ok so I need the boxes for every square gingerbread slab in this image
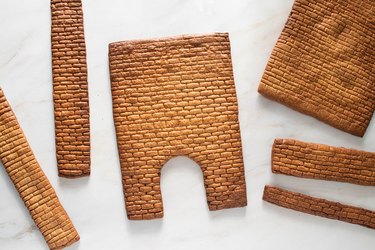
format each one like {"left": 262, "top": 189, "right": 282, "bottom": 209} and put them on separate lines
{"left": 258, "top": 0, "right": 375, "bottom": 137}
{"left": 109, "top": 33, "right": 247, "bottom": 220}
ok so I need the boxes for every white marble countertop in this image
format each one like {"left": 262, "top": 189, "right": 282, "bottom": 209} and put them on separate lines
{"left": 0, "top": 0, "right": 374, "bottom": 249}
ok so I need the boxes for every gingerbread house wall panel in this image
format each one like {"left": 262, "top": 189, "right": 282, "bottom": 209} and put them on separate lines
{"left": 258, "top": 0, "right": 375, "bottom": 136}
{"left": 109, "top": 33, "right": 247, "bottom": 220}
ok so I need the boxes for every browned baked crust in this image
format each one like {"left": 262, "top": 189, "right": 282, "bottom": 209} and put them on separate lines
{"left": 109, "top": 33, "right": 247, "bottom": 220}
{"left": 263, "top": 185, "right": 375, "bottom": 230}
{"left": 272, "top": 138, "right": 375, "bottom": 186}
{"left": 0, "top": 88, "right": 79, "bottom": 249}
{"left": 51, "top": 0, "right": 90, "bottom": 177}
{"left": 258, "top": 0, "right": 375, "bottom": 137}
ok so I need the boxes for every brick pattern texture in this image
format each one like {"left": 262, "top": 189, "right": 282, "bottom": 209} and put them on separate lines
{"left": 51, "top": 0, "right": 90, "bottom": 177}
{"left": 272, "top": 138, "right": 375, "bottom": 186}
{"left": 258, "top": 0, "right": 375, "bottom": 137}
{"left": 263, "top": 185, "right": 375, "bottom": 230}
{"left": 109, "top": 33, "right": 247, "bottom": 220}
{"left": 0, "top": 89, "right": 79, "bottom": 249}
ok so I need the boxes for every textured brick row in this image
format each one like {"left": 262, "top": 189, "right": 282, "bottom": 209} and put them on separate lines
{"left": 258, "top": 0, "right": 375, "bottom": 137}
{"left": 109, "top": 33, "right": 247, "bottom": 220}
{"left": 263, "top": 185, "right": 375, "bottom": 230}
{"left": 272, "top": 138, "right": 375, "bottom": 186}
{"left": 0, "top": 89, "right": 79, "bottom": 249}
{"left": 51, "top": 0, "right": 90, "bottom": 177}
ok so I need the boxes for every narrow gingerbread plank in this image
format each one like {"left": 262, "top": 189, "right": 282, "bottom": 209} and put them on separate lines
{"left": 51, "top": 0, "right": 90, "bottom": 177}
{"left": 272, "top": 138, "right": 375, "bottom": 186}
{"left": 109, "top": 33, "right": 247, "bottom": 220}
{"left": 258, "top": 0, "right": 375, "bottom": 136}
{"left": 263, "top": 185, "right": 375, "bottom": 230}
{"left": 0, "top": 88, "right": 79, "bottom": 249}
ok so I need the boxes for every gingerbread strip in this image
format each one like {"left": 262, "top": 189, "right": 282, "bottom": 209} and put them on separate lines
{"left": 0, "top": 89, "right": 79, "bottom": 249}
{"left": 51, "top": 0, "right": 90, "bottom": 177}
{"left": 272, "top": 138, "right": 375, "bottom": 186}
{"left": 263, "top": 185, "right": 375, "bottom": 230}
{"left": 258, "top": 0, "right": 375, "bottom": 136}
{"left": 109, "top": 33, "right": 247, "bottom": 220}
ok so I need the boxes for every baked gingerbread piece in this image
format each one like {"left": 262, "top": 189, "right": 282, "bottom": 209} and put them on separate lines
{"left": 258, "top": 0, "right": 375, "bottom": 137}
{"left": 263, "top": 185, "right": 375, "bottom": 230}
{"left": 0, "top": 88, "right": 79, "bottom": 249}
{"left": 109, "top": 33, "right": 247, "bottom": 220}
{"left": 272, "top": 138, "right": 375, "bottom": 186}
{"left": 51, "top": 0, "right": 90, "bottom": 177}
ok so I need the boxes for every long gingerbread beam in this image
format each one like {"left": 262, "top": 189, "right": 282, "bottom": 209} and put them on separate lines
{"left": 272, "top": 138, "right": 375, "bottom": 186}
{"left": 51, "top": 0, "right": 90, "bottom": 177}
{"left": 263, "top": 185, "right": 375, "bottom": 230}
{"left": 0, "top": 89, "right": 79, "bottom": 249}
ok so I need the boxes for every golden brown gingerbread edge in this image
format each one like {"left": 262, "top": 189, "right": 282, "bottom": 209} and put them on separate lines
{"left": 258, "top": 0, "right": 375, "bottom": 137}
{"left": 263, "top": 185, "right": 375, "bottom": 230}
{"left": 109, "top": 33, "right": 247, "bottom": 220}
{"left": 0, "top": 88, "right": 79, "bottom": 249}
{"left": 51, "top": 0, "right": 91, "bottom": 178}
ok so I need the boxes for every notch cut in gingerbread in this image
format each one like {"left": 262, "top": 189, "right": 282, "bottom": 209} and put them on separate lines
{"left": 109, "top": 33, "right": 247, "bottom": 220}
